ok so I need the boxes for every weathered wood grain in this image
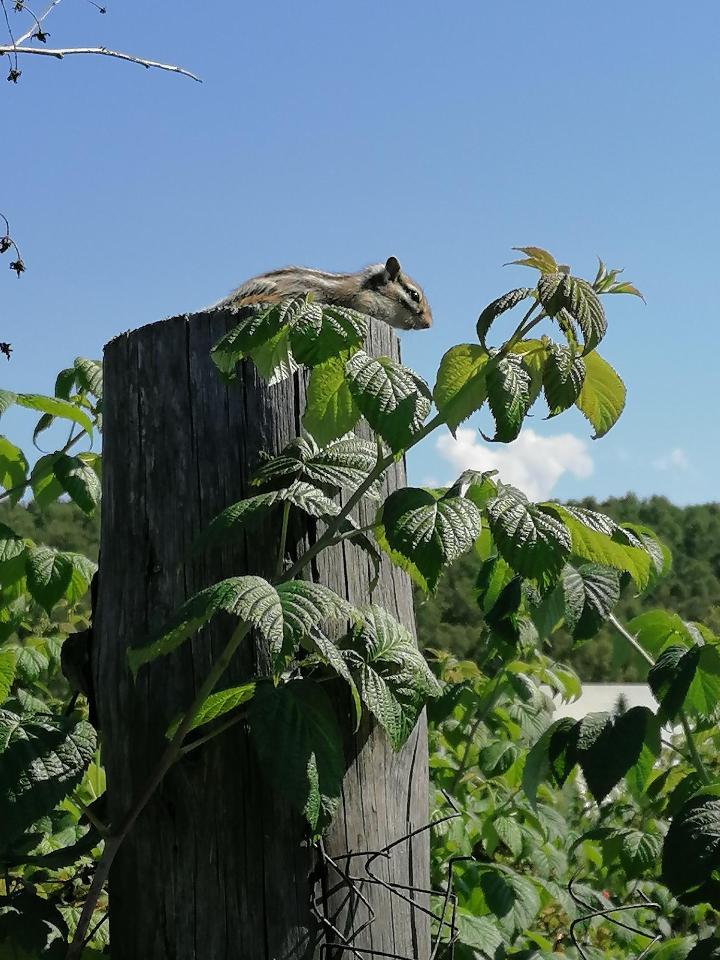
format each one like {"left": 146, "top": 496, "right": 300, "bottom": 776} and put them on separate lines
{"left": 95, "top": 310, "right": 430, "bottom": 959}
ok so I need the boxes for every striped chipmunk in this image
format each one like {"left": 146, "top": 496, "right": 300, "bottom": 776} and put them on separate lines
{"left": 213, "top": 256, "right": 432, "bottom": 331}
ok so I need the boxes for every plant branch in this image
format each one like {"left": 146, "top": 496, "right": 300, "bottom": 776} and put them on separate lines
{"left": 275, "top": 500, "right": 290, "bottom": 579}
{"left": 0, "top": 426, "right": 85, "bottom": 504}
{"left": 15, "top": 0, "right": 64, "bottom": 45}
{"left": 66, "top": 621, "right": 251, "bottom": 957}
{"left": 0, "top": 43, "right": 201, "bottom": 80}
{"left": 180, "top": 706, "right": 249, "bottom": 757}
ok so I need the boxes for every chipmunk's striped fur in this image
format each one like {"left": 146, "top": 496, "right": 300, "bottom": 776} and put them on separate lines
{"left": 214, "top": 256, "right": 432, "bottom": 331}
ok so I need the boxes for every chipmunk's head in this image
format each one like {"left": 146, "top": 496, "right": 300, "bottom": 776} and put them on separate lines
{"left": 357, "top": 257, "right": 432, "bottom": 331}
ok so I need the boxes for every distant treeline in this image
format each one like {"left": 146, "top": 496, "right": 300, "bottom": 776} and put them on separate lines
{"left": 416, "top": 495, "right": 720, "bottom": 682}
{"left": 3, "top": 494, "right": 718, "bottom": 682}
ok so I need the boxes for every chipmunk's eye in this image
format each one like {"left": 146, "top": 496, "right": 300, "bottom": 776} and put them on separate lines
{"left": 408, "top": 288, "right": 421, "bottom": 304}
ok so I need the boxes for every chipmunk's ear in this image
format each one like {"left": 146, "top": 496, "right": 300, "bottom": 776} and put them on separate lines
{"left": 385, "top": 256, "right": 402, "bottom": 281}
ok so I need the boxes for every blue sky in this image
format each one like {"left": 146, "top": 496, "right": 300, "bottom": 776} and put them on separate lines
{"left": 2, "top": 0, "right": 717, "bottom": 505}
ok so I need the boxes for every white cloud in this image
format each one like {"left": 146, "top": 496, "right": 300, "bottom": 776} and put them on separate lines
{"left": 435, "top": 427, "right": 593, "bottom": 501}
{"left": 653, "top": 447, "right": 689, "bottom": 472}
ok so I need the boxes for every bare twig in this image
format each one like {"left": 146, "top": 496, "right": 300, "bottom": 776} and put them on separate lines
{"left": 0, "top": 43, "right": 200, "bottom": 78}
{"left": 15, "top": 0, "right": 64, "bottom": 45}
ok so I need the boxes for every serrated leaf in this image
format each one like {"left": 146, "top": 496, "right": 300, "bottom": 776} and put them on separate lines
{"left": 576, "top": 351, "right": 626, "bottom": 438}
{"left": 433, "top": 343, "right": 491, "bottom": 434}
{"left": 619, "top": 828, "right": 662, "bottom": 877}
{"left": 30, "top": 454, "right": 65, "bottom": 508}
{"left": 252, "top": 434, "right": 379, "bottom": 500}
{"left": 15, "top": 394, "right": 93, "bottom": 438}
{"left": 476, "top": 287, "right": 534, "bottom": 347}
{"left": 628, "top": 610, "right": 695, "bottom": 656}
{"left": 686, "top": 645, "right": 720, "bottom": 720}
{"left": 662, "top": 790, "right": 720, "bottom": 906}
{"left": 55, "top": 367, "right": 76, "bottom": 399}
{"left": 290, "top": 304, "right": 367, "bottom": 367}
{"left": 479, "top": 740, "right": 518, "bottom": 777}
{"left": 509, "top": 245, "right": 558, "bottom": 274}
{"left": 345, "top": 351, "right": 431, "bottom": 453}
{"left": 454, "top": 909, "right": 503, "bottom": 955}
{"left": 561, "top": 563, "right": 621, "bottom": 641}
{"left": 487, "top": 486, "right": 571, "bottom": 586}
{"left": 25, "top": 547, "right": 95, "bottom": 613}
{"left": 0, "top": 522, "right": 25, "bottom": 564}
{"left": 540, "top": 503, "right": 651, "bottom": 589}
{"left": 53, "top": 454, "right": 101, "bottom": 514}
{"left": 210, "top": 299, "right": 304, "bottom": 377}
{"left": 687, "top": 938, "right": 720, "bottom": 960}
{"left": 248, "top": 325, "right": 297, "bottom": 384}
{"left": 249, "top": 679, "right": 344, "bottom": 832}
{"left": 166, "top": 682, "right": 256, "bottom": 739}
{"left": 538, "top": 273, "right": 607, "bottom": 354}
{"left": 480, "top": 865, "right": 541, "bottom": 935}
{"left": 128, "top": 576, "right": 281, "bottom": 673}
{"left": 0, "top": 648, "right": 17, "bottom": 703}
{"left": 649, "top": 645, "right": 701, "bottom": 721}
{"left": 0, "top": 437, "right": 28, "bottom": 505}
{"left": 523, "top": 717, "right": 576, "bottom": 806}
{"left": 0, "top": 711, "right": 97, "bottom": 845}
{"left": 376, "top": 488, "right": 481, "bottom": 593}
{"left": 542, "top": 343, "right": 585, "bottom": 417}
{"left": 303, "top": 353, "right": 361, "bottom": 446}
{"left": 195, "top": 481, "right": 339, "bottom": 553}
{"left": 73, "top": 358, "right": 103, "bottom": 398}
{"left": 622, "top": 522, "right": 672, "bottom": 579}
{"left": 495, "top": 815, "right": 523, "bottom": 856}
{"left": 575, "top": 707, "right": 657, "bottom": 804}
{"left": 511, "top": 338, "right": 547, "bottom": 409}
{"left": 485, "top": 352, "right": 532, "bottom": 442}
{"left": 308, "top": 629, "right": 362, "bottom": 730}
{"left": 277, "top": 581, "right": 353, "bottom": 654}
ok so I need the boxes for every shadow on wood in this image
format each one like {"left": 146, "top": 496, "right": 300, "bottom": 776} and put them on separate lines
{"left": 94, "top": 309, "right": 430, "bottom": 960}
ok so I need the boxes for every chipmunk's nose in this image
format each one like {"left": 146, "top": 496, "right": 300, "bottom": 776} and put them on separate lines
{"left": 415, "top": 312, "right": 432, "bottom": 330}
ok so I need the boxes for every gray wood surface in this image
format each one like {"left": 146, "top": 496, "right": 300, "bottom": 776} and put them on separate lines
{"left": 95, "top": 309, "right": 430, "bottom": 959}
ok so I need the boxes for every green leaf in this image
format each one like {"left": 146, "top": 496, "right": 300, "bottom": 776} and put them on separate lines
{"left": 663, "top": 790, "right": 720, "bottom": 906}
{"left": 628, "top": 610, "right": 695, "bottom": 657}
{"left": 476, "top": 287, "right": 535, "bottom": 347}
{"left": 561, "top": 563, "right": 621, "bottom": 641}
{"left": 686, "top": 645, "right": 720, "bottom": 719}
{"left": 433, "top": 343, "right": 491, "bottom": 434}
{"left": 248, "top": 325, "right": 297, "bottom": 385}
{"left": 542, "top": 343, "right": 586, "bottom": 417}
{"left": 0, "top": 522, "right": 25, "bottom": 564}
{"left": 523, "top": 717, "right": 576, "bottom": 806}
{"left": 624, "top": 707, "right": 661, "bottom": 796}
{"left": 345, "top": 351, "right": 431, "bottom": 453}
{"left": 55, "top": 366, "right": 76, "bottom": 399}
{"left": 648, "top": 645, "right": 701, "bottom": 721}
{"left": 575, "top": 351, "right": 626, "bottom": 438}
{"left": 575, "top": 707, "right": 658, "bottom": 804}
{"left": 485, "top": 352, "right": 532, "bottom": 442}
{"left": 25, "top": 547, "right": 95, "bottom": 612}
{"left": 540, "top": 503, "right": 652, "bottom": 589}
{"left": 454, "top": 909, "right": 503, "bottom": 956}
{"left": 349, "top": 605, "right": 440, "bottom": 749}
{"left": 0, "top": 437, "right": 28, "bottom": 505}
{"left": 303, "top": 353, "right": 361, "bottom": 446}
{"left": 619, "top": 828, "right": 662, "bottom": 877}
{"left": 308, "top": 629, "right": 362, "bottom": 730}
{"left": 687, "top": 938, "right": 720, "bottom": 960}
{"left": 166, "top": 682, "right": 256, "bottom": 739}
{"left": 53, "top": 454, "right": 101, "bottom": 515}
{"left": 480, "top": 865, "right": 541, "bottom": 935}
{"left": 128, "top": 576, "right": 281, "bottom": 673}
{"left": 210, "top": 299, "right": 304, "bottom": 377}
{"left": 511, "top": 338, "right": 547, "bottom": 409}
{"left": 252, "top": 434, "right": 379, "bottom": 499}
{"left": 0, "top": 711, "right": 97, "bottom": 845}
{"left": 290, "top": 304, "right": 367, "bottom": 367}
{"left": 196, "top": 481, "right": 339, "bottom": 553}
{"left": 487, "top": 485, "right": 571, "bottom": 586}
{"left": 376, "top": 487, "right": 481, "bottom": 593}
{"left": 0, "top": 648, "right": 17, "bottom": 703}
{"left": 479, "top": 740, "right": 518, "bottom": 777}
{"left": 15, "top": 394, "right": 93, "bottom": 438}
{"left": 538, "top": 273, "right": 607, "bottom": 354}
{"left": 249, "top": 679, "right": 344, "bottom": 832}
{"left": 30, "top": 454, "right": 65, "bottom": 508}
{"left": 495, "top": 815, "right": 523, "bottom": 857}
{"left": 73, "top": 358, "right": 103, "bottom": 398}
{"left": 277, "top": 580, "right": 353, "bottom": 656}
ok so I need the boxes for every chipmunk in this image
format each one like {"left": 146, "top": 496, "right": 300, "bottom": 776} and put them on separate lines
{"left": 212, "top": 256, "right": 432, "bottom": 331}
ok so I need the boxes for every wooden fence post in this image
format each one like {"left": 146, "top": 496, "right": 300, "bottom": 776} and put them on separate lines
{"left": 94, "top": 310, "right": 430, "bottom": 959}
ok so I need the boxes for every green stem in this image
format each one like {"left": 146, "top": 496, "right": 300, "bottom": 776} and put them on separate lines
{"left": 66, "top": 622, "right": 251, "bottom": 958}
{"left": 450, "top": 671, "right": 507, "bottom": 792}
{"left": 275, "top": 501, "right": 291, "bottom": 579}
{"left": 608, "top": 614, "right": 712, "bottom": 785}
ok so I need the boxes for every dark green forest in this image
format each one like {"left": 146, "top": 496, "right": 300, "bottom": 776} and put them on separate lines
{"left": 416, "top": 494, "right": 720, "bottom": 681}
{"left": 4, "top": 494, "right": 718, "bottom": 681}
